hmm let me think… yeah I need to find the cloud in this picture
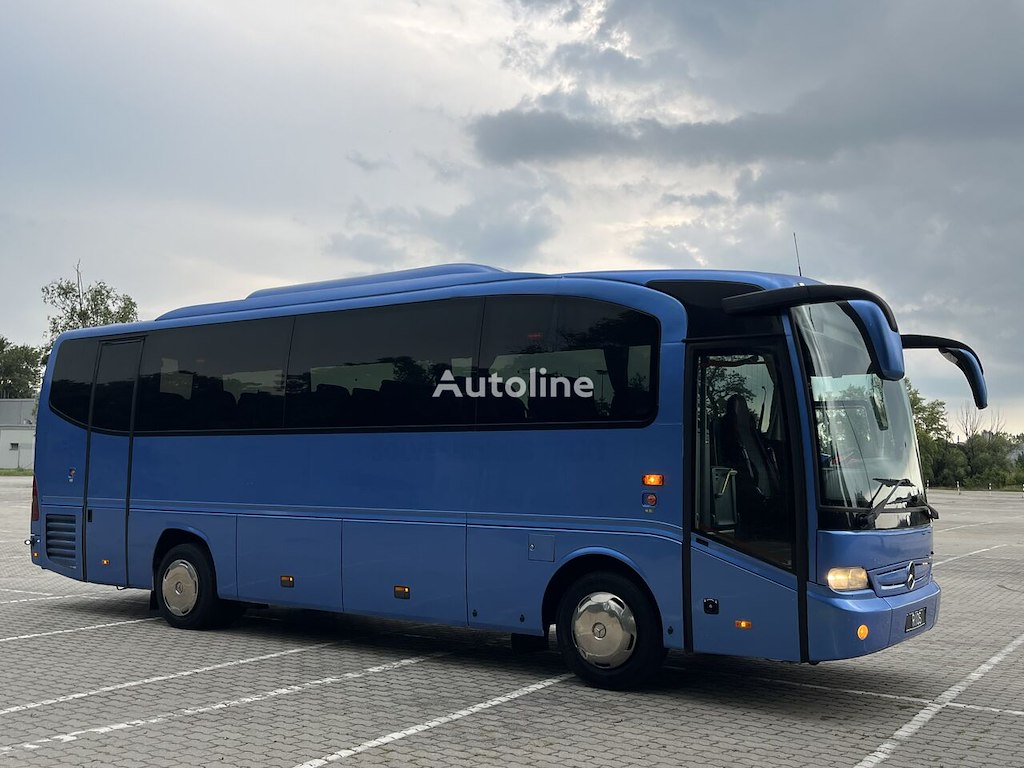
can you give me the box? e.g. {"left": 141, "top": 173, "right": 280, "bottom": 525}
{"left": 2, "top": 0, "right": 1022, "bottom": 430}
{"left": 327, "top": 167, "right": 562, "bottom": 269}
{"left": 660, "top": 191, "right": 728, "bottom": 208}
{"left": 478, "top": 0, "right": 1024, "bottom": 428}
{"left": 345, "top": 151, "right": 398, "bottom": 173}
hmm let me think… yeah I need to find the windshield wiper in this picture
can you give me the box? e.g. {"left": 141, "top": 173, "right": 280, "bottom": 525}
{"left": 855, "top": 478, "right": 916, "bottom": 528}
{"left": 901, "top": 493, "right": 940, "bottom": 520}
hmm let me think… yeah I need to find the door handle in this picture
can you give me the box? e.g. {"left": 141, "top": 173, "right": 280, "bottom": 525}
{"left": 87, "top": 509, "right": 93, "bottom": 523}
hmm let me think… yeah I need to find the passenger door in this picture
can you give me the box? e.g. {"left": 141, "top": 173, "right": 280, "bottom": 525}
{"left": 84, "top": 339, "right": 142, "bottom": 585}
{"left": 688, "top": 345, "right": 801, "bottom": 660}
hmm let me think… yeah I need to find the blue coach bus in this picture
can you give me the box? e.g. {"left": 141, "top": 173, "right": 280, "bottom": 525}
{"left": 28, "top": 264, "right": 987, "bottom": 688}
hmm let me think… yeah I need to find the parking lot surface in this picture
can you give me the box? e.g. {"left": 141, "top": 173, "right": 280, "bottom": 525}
{"left": 2, "top": 477, "right": 1022, "bottom": 767}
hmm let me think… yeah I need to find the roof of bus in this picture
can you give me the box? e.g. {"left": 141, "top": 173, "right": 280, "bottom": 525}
{"left": 153, "top": 263, "right": 815, "bottom": 322}
{"left": 50, "top": 263, "right": 817, "bottom": 343}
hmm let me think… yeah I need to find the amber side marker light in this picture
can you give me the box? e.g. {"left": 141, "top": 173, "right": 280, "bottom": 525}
{"left": 735, "top": 620, "right": 753, "bottom": 630}
{"left": 857, "top": 624, "right": 869, "bottom": 640}
{"left": 394, "top": 585, "right": 411, "bottom": 600}
{"left": 642, "top": 474, "right": 665, "bottom": 487}
{"left": 280, "top": 576, "right": 295, "bottom": 588}
{"left": 101, "top": 559, "right": 110, "bottom": 566}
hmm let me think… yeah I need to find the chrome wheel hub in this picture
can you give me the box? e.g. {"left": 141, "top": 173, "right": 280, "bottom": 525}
{"left": 162, "top": 559, "right": 199, "bottom": 617}
{"left": 571, "top": 591, "right": 637, "bottom": 669}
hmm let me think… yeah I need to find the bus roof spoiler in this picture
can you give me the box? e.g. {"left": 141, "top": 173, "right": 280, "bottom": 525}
{"left": 722, "top": 284, "right": 905, "bottom": 381}
{"left": 901, "top": 334, "right": 988, "bottom": 409}
{"left": 721, "top": 284, "right": 899, "bottom": 333}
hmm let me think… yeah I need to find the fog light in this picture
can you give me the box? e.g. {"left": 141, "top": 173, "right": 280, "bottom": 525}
{"left": 827, "top": 567, "right": 869, "bottom": 591}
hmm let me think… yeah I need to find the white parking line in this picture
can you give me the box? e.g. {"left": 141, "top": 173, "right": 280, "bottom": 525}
{"left": 0, "top": 642, "right": 334, "bottom": 717}
{"left": 853, "top": 630, "right": 1024, "bottom": 768}
{"left": 934, "top": 544, "right": 1010, "bottom": 567}
{"left": 0, "top": 654, "right": 441, "bottom": 755}
{"left": 0, "top": 588, "right": 54, "bottom": 596}
{"left": 948, "top": 701, "right": 1024, "bottom": 717}
{"left": 934, "top": 522, "right": 999, "bottom": 533}
{"left": 0, "top": 617, "right": 159, "bottom": 644}
{"left": 0, "top": 594, "right": 107, "bottom": 605}
{"left": 291, "top": 673, "right": 573, "bottom": 768}
{"left": 692, "top": 670, "right": 930, "bottom": 705}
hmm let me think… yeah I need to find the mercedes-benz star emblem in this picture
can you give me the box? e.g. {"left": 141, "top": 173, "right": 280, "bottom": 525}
{"left": 906, "top": 563, "right": 917, "bottom": 590}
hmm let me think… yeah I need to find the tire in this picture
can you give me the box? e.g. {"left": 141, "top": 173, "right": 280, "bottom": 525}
{"left": 156, "top": 543, "right": 241, "bottom": 630}
{"left": 556, "top": 571, "right": 664, "bottom": 690}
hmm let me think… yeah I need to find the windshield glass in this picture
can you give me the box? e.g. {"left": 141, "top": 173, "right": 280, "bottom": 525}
{"left": 793, "top": 303, "right": 928, "bottom": 530}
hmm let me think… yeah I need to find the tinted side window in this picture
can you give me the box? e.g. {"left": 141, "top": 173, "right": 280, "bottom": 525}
{"left": 478, "top": 296, "right": 659, "bottom": 425}
{"left": 286, "top": 298, "right": 483, "bottom": 428}
{"left": 137, "top": 318, "right": 290, "bottom": 432}
{"left": 648, "top": 280, "right": 781, "bottom": 338}
{"left": 50, "top": 338, "right": 98, "bottom": 426}
{"left": 92, "top": 341, "right": 142, "bottom": 432}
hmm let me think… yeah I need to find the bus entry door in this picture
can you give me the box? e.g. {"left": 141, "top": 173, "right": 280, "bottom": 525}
{"left": 84, "top": 339, "right": 142, "bottom": 586}
{"left": 690, "top": 535, "right": 800, "bottom": 660}
{"left": 689, "top": 347, "right": 801, "bottom": 661}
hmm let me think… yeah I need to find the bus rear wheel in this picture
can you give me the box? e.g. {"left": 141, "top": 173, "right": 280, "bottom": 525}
{"left": 556, "top": 571, "right": 664, "bottom": 690}
{"left": 156, "top": 543, "right": 240, "bottom": 630}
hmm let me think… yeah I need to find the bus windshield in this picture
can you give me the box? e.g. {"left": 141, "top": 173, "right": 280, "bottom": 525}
{"left": 792, "top": 303, "right": 928, "bottom": 530}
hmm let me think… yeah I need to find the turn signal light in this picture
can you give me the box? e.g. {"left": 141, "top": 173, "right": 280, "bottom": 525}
{"left": 642, "top": 474, "right": 664, "bottom": 486}
{"left": 857, "top": 624, "right": 870, "bottom": 640}
{"left": 735, "top": 620, "right": 753, "bottom": 630}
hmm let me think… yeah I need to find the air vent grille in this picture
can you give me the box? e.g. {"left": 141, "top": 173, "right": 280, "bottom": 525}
{"left": 45, "top": 514, "right": 77, "bottom": 566}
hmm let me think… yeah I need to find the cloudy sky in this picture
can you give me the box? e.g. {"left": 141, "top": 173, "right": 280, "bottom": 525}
{"left": 2, "top": 1, "right": 1021, "bottom": 433}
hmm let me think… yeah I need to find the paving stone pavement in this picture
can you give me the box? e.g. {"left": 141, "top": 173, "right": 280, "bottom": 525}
{"left": 1, "top": 477, "right": 1022, "bottom": 767}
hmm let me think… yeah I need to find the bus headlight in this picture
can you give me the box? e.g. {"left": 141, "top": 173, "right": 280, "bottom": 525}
{"left": 827, "top": 567, "right": 869, "bottom": 591}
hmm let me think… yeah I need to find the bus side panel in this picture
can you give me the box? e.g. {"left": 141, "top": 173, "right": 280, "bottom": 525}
{"left": 342, "top": 521, "right": 466, "bottom": 624}
{"left": 466, "top": 526, "right": 554, "bottom": 634}
{"left": 126, "top": 509, "right": 238, "bottom": 598}
{"left": 236, "top": 515, "right": 342, "bottom": 611}
{"left": 84, "top": 431, "right": 130, "bottom": 586}
{"left": 690, "top": 543, "right": 800, "bottom": 661}
{"left": 34, "top": 410, "right": 88, "bottom": 581}
{"left": 467, "top": 526, "right": 685, "bottom": 649}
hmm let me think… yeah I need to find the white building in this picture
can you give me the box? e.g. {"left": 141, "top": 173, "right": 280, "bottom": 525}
{"left": 0, "top": 399, "right": 36, "bottom": 470}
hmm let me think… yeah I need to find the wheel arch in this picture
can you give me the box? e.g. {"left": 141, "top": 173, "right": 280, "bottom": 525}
{"left": 151, "top": 528, "right": 215, "bottom": 582}
{"left": 541, "top": 548, "right": 664, "bottom": 634}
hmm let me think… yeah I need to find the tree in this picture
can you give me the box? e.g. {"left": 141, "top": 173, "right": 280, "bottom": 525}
{"left": 933, "top": 441, "right": 969, "bottom": 487}
{"left": 905, "top": 380, "right": 949, "bottom": 483}
{"left": 0, "top": 337, "right": 42, "bottom": 398}
{"left": 41, "top": 263, "right": 138, "bottom": 358}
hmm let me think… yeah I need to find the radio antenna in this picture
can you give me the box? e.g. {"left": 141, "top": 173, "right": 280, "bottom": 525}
{"left": 792, "top": 232, "right": 803, "bottom": 277}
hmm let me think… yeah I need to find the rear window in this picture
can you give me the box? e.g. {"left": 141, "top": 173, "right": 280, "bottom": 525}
{"left": 49, "top": 338, "right": 98, "bottom": 426}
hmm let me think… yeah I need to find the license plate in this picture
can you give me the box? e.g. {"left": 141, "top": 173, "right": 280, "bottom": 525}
{"left": 905, "top": 607, "right": 927, "bottom": 632}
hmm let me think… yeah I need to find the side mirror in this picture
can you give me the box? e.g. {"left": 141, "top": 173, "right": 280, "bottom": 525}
{"left": 722, "top": 284, "right": 906, "bottom": 382}
{"left": 901, "top": 335, "right": 988, "bottom": 409}
{"left": 848, "top": 300, "right": 905, "bottom": 381}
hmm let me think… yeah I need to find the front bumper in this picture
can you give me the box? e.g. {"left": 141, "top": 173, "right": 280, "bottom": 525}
{"left": 806, "top": 580, "right": 940, "bottom": 661}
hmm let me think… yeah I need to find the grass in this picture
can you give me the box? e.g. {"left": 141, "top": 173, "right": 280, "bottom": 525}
{"left": 0, "top": 468, "right": 32, "bottom": 477}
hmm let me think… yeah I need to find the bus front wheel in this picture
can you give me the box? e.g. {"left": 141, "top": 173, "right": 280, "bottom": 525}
{"left": 556, "top": 571, "right": 664, "bottom": 689}
{"left": 156, "top": 543, "right": 240, "bottom": 630}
